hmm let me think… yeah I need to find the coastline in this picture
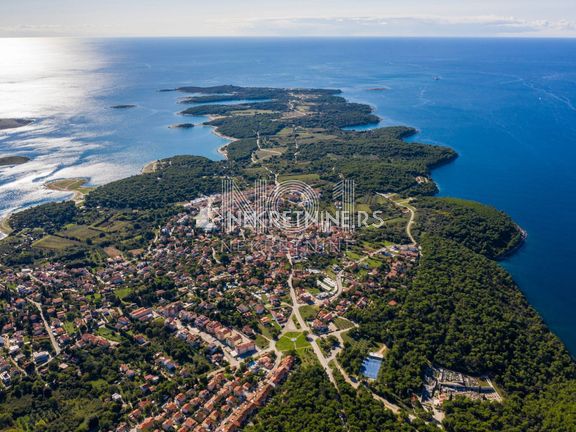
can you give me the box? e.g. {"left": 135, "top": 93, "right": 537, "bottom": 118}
{"left": 0, "top": 118, "right": 231, "bottom": 240}
{"left": 217, "top": 143, "right": 229, "bottom": 159}
{"left": 205, "top": 116, "right": 237, "bottom": 160}
{"left": 44, "top": 177, "right": 91, "bottom": 203}
{"left": 496, "top": 225, "right": 528, "bottom": 260}
{"left": 413, "top": 127, "right": 527, "bottom": 259}
{"left": 142, "top": 160, "right": 159, "bottom": 174}
{"left": 0, "top": 215, "right": 12, "bottom": 240}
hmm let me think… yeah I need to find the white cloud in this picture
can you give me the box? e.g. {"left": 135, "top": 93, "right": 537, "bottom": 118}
{"left": 223, "top": 15, "right": 576, "bottom": 37}
{"left": 1, "top": 14, "right": 575, "bottom": 37}
{"left": 0, "top": 23, "right": 114, "bottom": 37}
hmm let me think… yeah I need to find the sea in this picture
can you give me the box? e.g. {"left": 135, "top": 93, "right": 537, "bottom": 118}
{"left": 1, "top": 37, "right": 575, "bottom": 354}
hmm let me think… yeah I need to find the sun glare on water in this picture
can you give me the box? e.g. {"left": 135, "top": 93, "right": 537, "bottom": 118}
{"left": 0, "top": 37, "right": 105, "bottom": 118}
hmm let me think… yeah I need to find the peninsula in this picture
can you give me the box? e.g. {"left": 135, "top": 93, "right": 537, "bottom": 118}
{"left": 0, "top": 86, "right": 572, "bottom": 432}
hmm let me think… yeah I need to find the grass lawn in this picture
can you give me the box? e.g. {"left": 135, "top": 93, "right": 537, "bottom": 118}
{"left": 299, "top": 305, "right": 317, "bottom": 321}
{"left": 324, "top": 268, "right": 337, "bottom": 279}
{"left": 341, "top": 330, "right": 356, "bottom": 345}
{"left": 356, "top": 203, "right": 372, "bottom": 212}
{"left": 87, "top": 292, "right": 102, "bottom": 302}
{"left": 276, "top": 332, "right": 311, "bottom": 352}
{"left": 96, "top": 326, "right": 122, "bottom": 343}
{"left": 345, "top": 250, "right": 363, "bottom": 261}
{"left": 100, "top": 220, "right": 130, "bottom": 233}
{"left": 297, "top": 347, "right": 320, "bottom": 367}
{"left": 255, "top": 334, "right": 270, "bottom": 349}
{"left": 267, "top": 316, "right": 282, "bottom": 332}
{"left": 88, "top": 378, "right": 109, "bottom": 393}
{"left": 63, "top": 321, "right": 76, "bottom": 335}
{"left": 258, "top": 324, "right": 275, "bottom": 340}
{"left": 255, "top": 147, "right": 287, "bottom": 161}
{"left": 381, "top": 216, "right": 406, "bottom": 225}
{"left": 243, "top": 167, "right": 269, "bottom": 177}
{"left": 366, "top": 258, "right": 385, "bottom": 269}
{"left": 115, "top": 286, "right": 133, "bottom": 301}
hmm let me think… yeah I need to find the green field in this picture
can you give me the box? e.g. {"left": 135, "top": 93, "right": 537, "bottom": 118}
{"left": 96, "top": 326, "right": 122, "bottom": 342}
{"left": 345, "top": 250, "right": 363, "bottom": 261}
{"left": 334, "top": 317, "right": 356, "bottom": 331}
{"left": 63, "top": 321, "right": 76, "bottom": 335}
{"left": 115, "top": 287, "right": 133, "bottom": 301}
{"left": 365, "top": 258, "right": 385, "bottom": 269}
{"left": 33, "top": 235, "right": 82, "bottom": 250}
{"left": 277, "top": 173, "right": 320, "bottom": 183}
{"left": 258, "top": 324, "right": 276, "bottom": 340}
{"left": 299, "top": 305, "right": 317, "bottom": 321}
{"left": 255, "top": 334, "right": 270, "bottom": 349}
{"left": 60, "top": 225, "right": 102, "bottom": 241}
{"left": 297, "top": 347, "right": 320, "bottom": 367}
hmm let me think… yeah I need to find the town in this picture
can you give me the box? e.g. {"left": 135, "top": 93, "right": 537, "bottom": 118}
{"left": 0, "top": 189, "right": 502, "bottom": 431}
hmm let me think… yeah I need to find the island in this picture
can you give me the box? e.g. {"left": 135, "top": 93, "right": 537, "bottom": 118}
{"left": 0, "top": 118, "right": 32, "bottom": 130}
{"left": 168, "top": 123, "right": 195, "bottom": 129}
{"left": 0, "top": 156, "right": 30, "bottom": 166}
{"left": 0, "top": 86, "right": 573, "bottom": 432}
{"left": 110, "top": 104, "right": 137, "bottom": 109}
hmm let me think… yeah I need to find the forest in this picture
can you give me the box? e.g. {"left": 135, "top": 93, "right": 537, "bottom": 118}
{"left": 246, "top": 365, "right": 435, "bottom": 432}
{"left": 9, "top": 202, "right": 77, "bottom": 234}
{"left": 347, "top": 235, "right": 576, "bottom": 402}
{"left": 413, "top": 197, "right": 524, "bottom": 259}
{"left": 85, "top": 156, "right": 226, "bottom": 209}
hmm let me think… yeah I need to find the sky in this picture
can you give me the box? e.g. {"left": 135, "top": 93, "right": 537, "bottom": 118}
{"left": 0, "top": 0, "right": 575, "bottom": 38}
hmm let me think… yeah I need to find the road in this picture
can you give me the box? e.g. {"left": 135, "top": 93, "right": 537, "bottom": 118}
{"left": 28, "top": 298, "right": 61, "bottom": 355}
{"left": 378, "top": 193, "right": 417, "bottom": 245}
{"left": 318, "top": 325, "right": 403, "bottom": 415}
{"left": 286, "top": 250, "right": 412, "bottom": 417}
{"left": 287, "top": 269, "right": 336, "bottom": 385}
{"left": 332, "top": 271, "right": 344, "bottom": 303}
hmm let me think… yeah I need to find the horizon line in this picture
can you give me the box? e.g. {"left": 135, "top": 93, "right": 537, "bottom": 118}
{"left": 2, "top": 34, "right": 576, "bottom": 40}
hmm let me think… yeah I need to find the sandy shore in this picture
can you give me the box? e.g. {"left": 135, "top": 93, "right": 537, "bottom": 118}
{"left": 205, "top": 116, "right": 236, "bottom": 160}
{"left": 44, "top": 177, "right": 91, "bottom": 203}
{"left": 141, "top": 160, "right": 159, "bottom": 174}
{"left": 217, "top": 144, "right": 229, "bottom": 159}
{"left": 211, "top": 127, "right": 237, "bottom": 143}
{"left": 0, "top": 215, "right": 12, "bottom": 240}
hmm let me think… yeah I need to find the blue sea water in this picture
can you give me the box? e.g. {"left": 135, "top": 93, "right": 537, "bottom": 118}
{"left": 1, "top": 37, "right": 575, "bottom": 353}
